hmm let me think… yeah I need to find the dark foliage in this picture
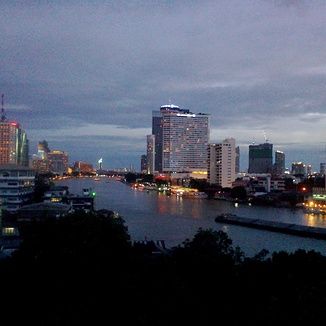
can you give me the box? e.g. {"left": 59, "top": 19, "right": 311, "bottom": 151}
{"left": 0, "top": 212, "right": 325, "bottom": 326}
{"left": 33, "top": 174, "right": 54, "bottom": 203}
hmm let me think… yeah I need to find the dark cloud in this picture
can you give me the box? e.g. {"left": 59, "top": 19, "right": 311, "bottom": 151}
{"left": 1, "top": 0, "right": 325, "bottom": 171}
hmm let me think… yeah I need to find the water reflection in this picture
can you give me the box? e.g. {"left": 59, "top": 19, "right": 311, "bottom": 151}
{"left": 55, "top": 177, "right": 326, "bottom": 257}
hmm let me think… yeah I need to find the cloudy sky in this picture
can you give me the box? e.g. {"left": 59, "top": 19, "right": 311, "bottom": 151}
{"left": 1, "top": 0, "right": 325, "bottom": 172}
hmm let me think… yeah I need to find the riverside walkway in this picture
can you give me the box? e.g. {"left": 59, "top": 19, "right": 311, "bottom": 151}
{"left": 215, "top": 214, "right": 326, "bottom": 240}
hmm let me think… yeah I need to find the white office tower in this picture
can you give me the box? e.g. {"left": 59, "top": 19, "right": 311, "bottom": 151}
{"left": 161, "top": 105, "right": 210, "bottom": 174}
{"left": 207, "top": 138, "right": 236, "bottom": 188}
{"left": 146, "top": 134, "right": 155, "bottom": 174}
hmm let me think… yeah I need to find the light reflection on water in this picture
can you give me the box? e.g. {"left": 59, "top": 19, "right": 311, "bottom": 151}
{"left": 56, "top": 177, "right": 326, "bottom": 257}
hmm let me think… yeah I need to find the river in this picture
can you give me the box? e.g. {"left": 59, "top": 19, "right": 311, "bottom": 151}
{"left": 54, "top": 177, "right": 326, "bottom": 257}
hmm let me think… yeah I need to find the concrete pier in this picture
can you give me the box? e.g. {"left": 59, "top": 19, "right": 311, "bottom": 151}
{"left": 215, "top": 215, "right": 326, "bottom": 240}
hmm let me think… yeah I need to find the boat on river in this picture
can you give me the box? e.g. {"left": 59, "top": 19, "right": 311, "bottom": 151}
{"left": 303, "top": 193, "right": 326, "bottom": 215}
{"left": 177, "top": 191, "right": 208, "bottom": 199}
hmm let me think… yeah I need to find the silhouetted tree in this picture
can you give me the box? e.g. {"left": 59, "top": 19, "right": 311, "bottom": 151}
{"left": 230, "top": 185, "right": 247, "bottom": 201}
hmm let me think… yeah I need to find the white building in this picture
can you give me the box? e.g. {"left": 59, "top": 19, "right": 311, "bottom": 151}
{"left": 161, "top": 105, "right": 210, "bottom": 174}
{"left": 207, "top": 138, "right": 236, "bottom": 188}
{"left": 0, "top": 164, "right": 35, "bottom": 214}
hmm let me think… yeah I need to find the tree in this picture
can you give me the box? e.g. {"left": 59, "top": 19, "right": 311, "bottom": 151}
{"left": 33, "top": 174, "right": 54, "bottom": 203}
{"left": 15, "top": 210, "right": 131, "bottom": 262}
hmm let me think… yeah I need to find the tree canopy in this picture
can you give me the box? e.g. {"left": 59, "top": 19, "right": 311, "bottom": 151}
{"left": 1, "top": 210, "right": 325, "bottom": 325}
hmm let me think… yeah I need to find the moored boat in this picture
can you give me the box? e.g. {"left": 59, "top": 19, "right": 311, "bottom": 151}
{"left": 303, "top": 194, "right": 326, "bottom": 215}
{"left": 177, "top": 191, "right": 208, "bottom": 199}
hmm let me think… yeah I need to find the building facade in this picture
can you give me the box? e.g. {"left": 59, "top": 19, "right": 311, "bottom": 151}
{"left": 140, "top": 155, "right": 147, "bottom": 173}
{"left": 248, "top": 142, "right": 273, "bottom": 174}
{"left": 146, "top": 135, "right": 155, "bottom": 174}
{"left": 292, "top": 162, "right": 306, "bottom": 175}
{"left": 152, "top": 109, "right": 164, "bottom": 173}
{"left": 235, "top": 146, "right": 240, "bottom": 173}
{"left": 0, "top": 164, "right": 35, "bottom": 214}
{"left": 0, "top": 120, "right": 29, "bottom": 167}
{"left": 207, "top": 138, "right": 236, "bottom": 188}
{"left": 160, "top": 104, "right": 210, "bottom": 174}
{"left": 47, "top": 150, "right": 69, "bottom": 175}
{"left": 274, "top": 150, "right": 285, "bottom": 176}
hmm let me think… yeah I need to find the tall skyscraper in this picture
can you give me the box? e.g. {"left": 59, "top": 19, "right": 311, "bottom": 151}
{"left": 38, "top": 140, "right": 51, "bottom": 160}
{"left": 152, "top": 109, "right": 164, "bottom": 173}
{"left": 146, "top": 134, "right": 155, "bottom": 174}
{"left": 248, "top": 142, "right": 273, "bottom": 174}
{"left": 0, "top": 93, "right": 29, "bottom": 166}
{"left": 235, "top": 146, "right": 240, "bottom": 173}
{"left": 47, "top": 150, "right": 69, "bottom": 175}
{"left": 207, "top": 138, "right": 236, "bottom": 188}
{"left": 140, "top": 154, "right": 147, "bottom": 172}
{"left": 274, "top": 150, "right": 285, "bottom": 176}
{"left": 159, "top": 104, "right": 210, "bottom": 174}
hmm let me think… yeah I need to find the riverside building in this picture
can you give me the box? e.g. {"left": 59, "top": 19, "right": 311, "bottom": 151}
{"left": 159, "top": 104, "right": 210, "bottom": 174}
{"left": 207, "top": 138, "right": 236, "bottom": 188}
{"left": 146, "top": 134, "right": 155, "bottom": 174}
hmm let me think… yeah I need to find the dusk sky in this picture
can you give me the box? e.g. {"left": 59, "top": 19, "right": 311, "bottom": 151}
{"left": 1, "top": 0, "right": 325, "bottom": 172}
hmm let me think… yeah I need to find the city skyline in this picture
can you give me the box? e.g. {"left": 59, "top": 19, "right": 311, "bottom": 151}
{"left": 1, "top": 1, "right": 325, "bottom": 171}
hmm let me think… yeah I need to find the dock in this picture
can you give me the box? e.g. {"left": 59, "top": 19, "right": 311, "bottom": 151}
{"left": 215, "top": 215, "right": 326, "bottom": 240}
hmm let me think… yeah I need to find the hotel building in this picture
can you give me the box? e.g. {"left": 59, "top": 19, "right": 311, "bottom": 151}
{"left": 159, "top": 104, "right": 210, "bottom": 174}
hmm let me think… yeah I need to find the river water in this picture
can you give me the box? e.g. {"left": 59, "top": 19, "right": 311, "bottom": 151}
{"left": 55, "top": 177, "right": 326, "bottom": 257}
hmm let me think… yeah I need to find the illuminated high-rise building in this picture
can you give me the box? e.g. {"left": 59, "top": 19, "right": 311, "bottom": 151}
{"left": 160, "top": 104, "right": 210, "bottom": 174}
{"left": 48, "top": 150, "right": 69, "bottom": 175}
{"left": 0, "top": 93, "right": 29, "bottom": 166}
{"left": 38, "top": 140, "right": 50, "bottom": 160}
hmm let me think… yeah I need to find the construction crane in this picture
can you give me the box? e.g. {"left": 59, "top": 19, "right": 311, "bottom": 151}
{"left": 262, "top": 130, "right": 268, "bottom": 143}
